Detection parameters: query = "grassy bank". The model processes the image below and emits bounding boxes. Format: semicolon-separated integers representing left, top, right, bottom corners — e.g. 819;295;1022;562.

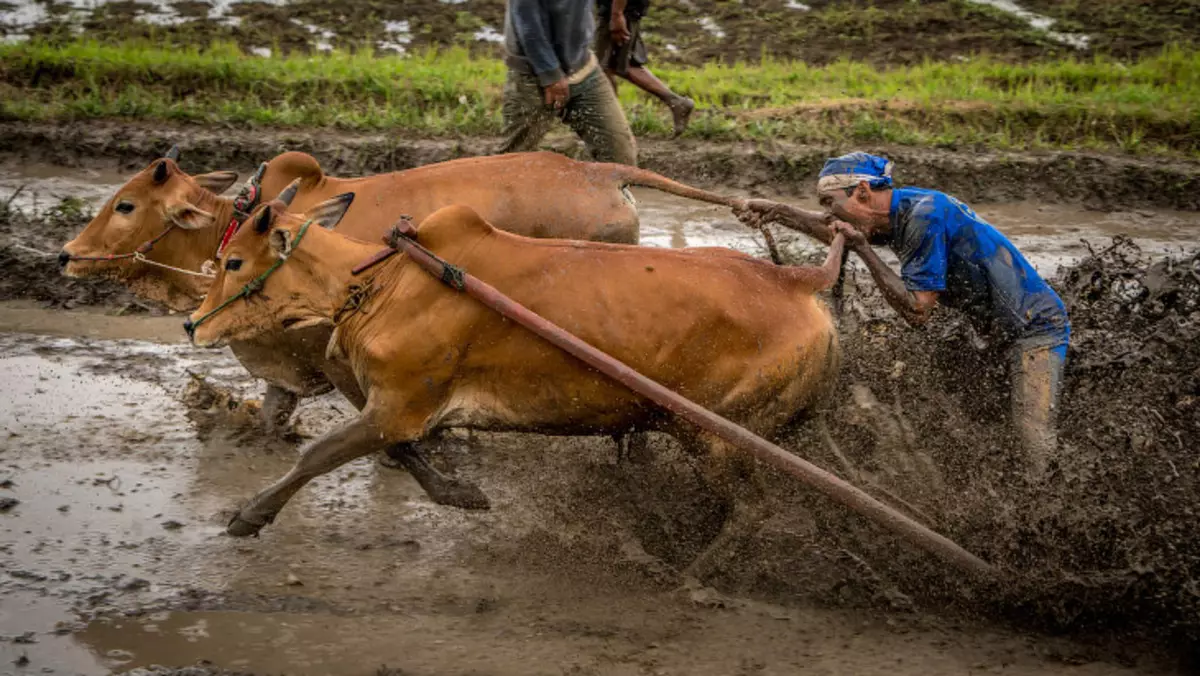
1;40;1197;156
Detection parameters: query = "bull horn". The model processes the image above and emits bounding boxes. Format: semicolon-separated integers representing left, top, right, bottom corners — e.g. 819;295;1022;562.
164;145;180;161
250;162;267;183
277;178;302;207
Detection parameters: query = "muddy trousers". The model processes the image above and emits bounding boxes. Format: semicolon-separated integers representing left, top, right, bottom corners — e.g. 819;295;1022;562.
1010;339;1068;480
498;68;638;166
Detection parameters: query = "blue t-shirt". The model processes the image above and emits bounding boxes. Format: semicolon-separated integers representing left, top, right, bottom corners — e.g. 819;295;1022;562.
889;188;1069;346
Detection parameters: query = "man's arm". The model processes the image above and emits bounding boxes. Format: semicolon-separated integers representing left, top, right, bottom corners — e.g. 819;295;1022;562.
610;0;631;43
733;199;834;245
832;222;938;326
510;0;565;86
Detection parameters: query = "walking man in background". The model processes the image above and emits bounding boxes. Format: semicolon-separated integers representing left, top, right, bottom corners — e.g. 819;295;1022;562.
499;0;638;165
595;0;694;138
735;152;1071;482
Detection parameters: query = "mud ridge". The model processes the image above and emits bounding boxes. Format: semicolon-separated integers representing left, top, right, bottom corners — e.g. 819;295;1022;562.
2;120;1199;210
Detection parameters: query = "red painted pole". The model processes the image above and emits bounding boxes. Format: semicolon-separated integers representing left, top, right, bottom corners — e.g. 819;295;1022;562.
383;226;998;581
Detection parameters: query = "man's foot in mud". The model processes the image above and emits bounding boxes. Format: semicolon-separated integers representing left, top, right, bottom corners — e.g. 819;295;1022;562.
670;96;695;139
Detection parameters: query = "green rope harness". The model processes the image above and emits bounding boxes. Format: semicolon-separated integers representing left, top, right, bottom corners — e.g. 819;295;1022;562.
188;218;314;336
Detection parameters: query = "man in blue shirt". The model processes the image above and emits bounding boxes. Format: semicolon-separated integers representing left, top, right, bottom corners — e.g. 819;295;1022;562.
735;152;1070;481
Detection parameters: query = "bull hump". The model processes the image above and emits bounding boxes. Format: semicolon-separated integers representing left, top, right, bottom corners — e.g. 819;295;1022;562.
416;205;494;250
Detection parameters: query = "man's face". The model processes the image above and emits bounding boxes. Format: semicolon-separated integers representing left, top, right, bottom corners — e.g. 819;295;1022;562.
818;184;874;231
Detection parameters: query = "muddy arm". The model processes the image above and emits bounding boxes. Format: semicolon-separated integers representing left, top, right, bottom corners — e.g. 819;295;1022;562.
733;199;835;245
851;242;938;326
767;204;836;245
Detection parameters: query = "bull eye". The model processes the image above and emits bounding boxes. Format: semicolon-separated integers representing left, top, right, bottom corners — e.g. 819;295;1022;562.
224;258;243;272
115;201;135;214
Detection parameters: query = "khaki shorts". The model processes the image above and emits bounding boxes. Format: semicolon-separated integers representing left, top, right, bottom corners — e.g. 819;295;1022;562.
595;18;648;76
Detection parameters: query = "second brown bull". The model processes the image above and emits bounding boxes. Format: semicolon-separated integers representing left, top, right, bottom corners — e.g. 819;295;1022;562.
185;194;847;583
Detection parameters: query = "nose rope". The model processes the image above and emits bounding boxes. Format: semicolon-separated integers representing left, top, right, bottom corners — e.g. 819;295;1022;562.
186;218;315;338
66;223;217;279
12;244;59;257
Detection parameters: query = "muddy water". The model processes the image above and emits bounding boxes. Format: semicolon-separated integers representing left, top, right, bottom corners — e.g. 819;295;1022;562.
0;163;132;213
0;320;1180;675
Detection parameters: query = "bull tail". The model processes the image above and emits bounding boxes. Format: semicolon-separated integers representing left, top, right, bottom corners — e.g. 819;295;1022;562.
600;163;741;208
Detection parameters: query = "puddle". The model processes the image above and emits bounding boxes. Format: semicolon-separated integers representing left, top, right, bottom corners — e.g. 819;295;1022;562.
965;0;1090;49
0;162;131;213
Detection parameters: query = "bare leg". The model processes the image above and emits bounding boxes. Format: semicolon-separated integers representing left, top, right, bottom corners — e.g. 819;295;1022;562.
1011;343;1066;483
261;384;300;435
622;66;694;138
227;417;387;536
384;442;490;510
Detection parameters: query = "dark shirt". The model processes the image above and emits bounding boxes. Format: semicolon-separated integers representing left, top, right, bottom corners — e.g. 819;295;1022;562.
889;187;1070;346
597;0;650;20
504;0;597;86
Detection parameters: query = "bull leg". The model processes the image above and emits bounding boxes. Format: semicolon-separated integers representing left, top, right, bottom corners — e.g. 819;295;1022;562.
384;441;490;511
677;432;769;584
227;417;386;537
261;384;301;436
614;430;653;465
322;363;485;507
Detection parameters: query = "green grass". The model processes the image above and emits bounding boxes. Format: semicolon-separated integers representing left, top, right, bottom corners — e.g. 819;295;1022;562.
1;40;1197;156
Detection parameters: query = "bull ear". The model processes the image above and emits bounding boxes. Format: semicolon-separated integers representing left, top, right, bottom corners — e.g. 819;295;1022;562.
164;145;180;161
269;227;293;258
193;171;239;195
277;178;302;208
253;205;273;234
153;160;170;184
167;202;215;230
305;193;354;230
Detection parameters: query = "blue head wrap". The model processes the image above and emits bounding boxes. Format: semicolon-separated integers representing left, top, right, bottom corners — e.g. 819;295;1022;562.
817;152;894;192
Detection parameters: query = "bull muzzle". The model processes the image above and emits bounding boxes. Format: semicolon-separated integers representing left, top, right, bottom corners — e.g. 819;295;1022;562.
183;318;196;341
57;250;70;268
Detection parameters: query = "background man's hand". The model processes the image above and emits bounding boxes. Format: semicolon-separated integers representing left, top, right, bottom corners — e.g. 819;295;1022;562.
610;14;631;44
543;78;569;110
830;220;868;249
732;199;778;228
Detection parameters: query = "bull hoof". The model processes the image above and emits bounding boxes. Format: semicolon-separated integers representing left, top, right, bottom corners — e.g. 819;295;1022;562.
377;453;406;471
430;482;491;511
226;513;267;537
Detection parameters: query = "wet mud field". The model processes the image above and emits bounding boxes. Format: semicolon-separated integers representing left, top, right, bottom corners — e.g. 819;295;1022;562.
1;141;1199;675
1;0;1194;65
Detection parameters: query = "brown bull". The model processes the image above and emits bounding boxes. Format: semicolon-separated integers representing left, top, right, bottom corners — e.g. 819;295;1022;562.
186;196;846;581
59;146;749;510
